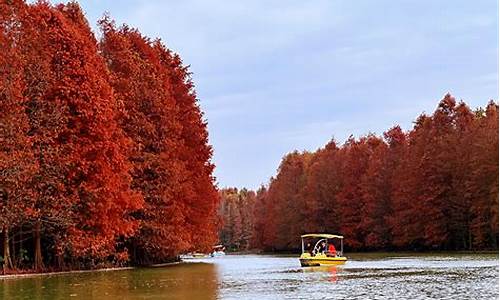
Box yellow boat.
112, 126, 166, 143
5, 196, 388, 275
299, 233, 347, 267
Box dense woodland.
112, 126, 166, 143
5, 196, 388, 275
219, 188, 258, 251
0, 0, 498, 277
220, 96, 499, 252
0, 0, 218, 273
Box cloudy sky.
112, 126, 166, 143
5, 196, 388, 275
79, 0, 498, 189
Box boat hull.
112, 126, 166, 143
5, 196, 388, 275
299, 256, 347, 267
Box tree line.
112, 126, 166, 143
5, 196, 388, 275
0, 0, 218, 273
218, 188, 259, 251
220, 96, 498, 252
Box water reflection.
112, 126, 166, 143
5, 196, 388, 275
1, 254, 498, 300
302, 265, 340, 282
0, 262, 218, 300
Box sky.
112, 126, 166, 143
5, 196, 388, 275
77, 0, 498, 189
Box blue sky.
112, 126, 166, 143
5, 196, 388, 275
78, 0, 498, 189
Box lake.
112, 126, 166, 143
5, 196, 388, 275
1, 253, 498, 299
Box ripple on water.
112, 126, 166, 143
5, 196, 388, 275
215, 254, 499, 300
0, 253, 497, 300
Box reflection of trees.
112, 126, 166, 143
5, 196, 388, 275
125, 263, 219, 300
0, 263, 219, 299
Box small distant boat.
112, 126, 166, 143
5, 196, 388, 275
210, 245, 226, 257
192, 252, 209, 258
180, 252, 209, 259
180, 245, 226, 260
299, 234, 347, 267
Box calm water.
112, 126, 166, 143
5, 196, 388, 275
1, 253, 498, 299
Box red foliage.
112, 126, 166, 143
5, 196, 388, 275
0, 2, 38, 271
260, 151, 312, 250
161, 46, 219, 253
14, 2, 141, 261
0, 1, 218, 270
219, 188, 257, 250
0, 0, 37, 229
245, 95, 498, 251
99, 18, 218, 263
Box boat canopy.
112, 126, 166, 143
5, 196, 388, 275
301, 234, 343, 239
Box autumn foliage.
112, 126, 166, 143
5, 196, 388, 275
221, 96, 498, 252
0, 0, 218, 272
219, 188, 259, 251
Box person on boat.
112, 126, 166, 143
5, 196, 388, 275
306, 242, 313, 255
327, 243, 336, 257
320, 241, 327, 254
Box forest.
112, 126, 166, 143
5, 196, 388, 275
220, 96, 499, 252
0, 0, 219, 273
1, 0, 498, 278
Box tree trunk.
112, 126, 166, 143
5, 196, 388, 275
34, 221, 44, 271
19, 226, 23, 268
55, 237, 63, 270
467, 213, 472, 250
11, 227, 16, 269
132, 238, 137, 265
2, 227, 13, 271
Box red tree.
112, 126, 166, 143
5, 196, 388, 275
100, 18, 218, 261
304, 140, 343, 235
263, 151, 312, 250
336, 137, 371, 250
249, 95, 497, 252
468, 102, 498, 248
251, 186, 268, 249
158, 46, 219, 253
56, 3, 142, 262
359, 139, 391, 249
0, 0, 37, 271
99, 20, 189, 262
18, 2, 141, 268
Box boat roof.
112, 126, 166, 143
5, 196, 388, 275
301, 233, 343, 239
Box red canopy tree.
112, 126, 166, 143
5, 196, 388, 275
219, 188, 241, 249
359, 139, 391, 249
390, 114, 434, 249
18, 2, 141, 268
158, 45, 219, 253
383, 126, 407, 248
100, 18, 218, 262
447, 101, 475, 249
264, 151, 312, 250
0, 0, 220, 270
18, 1, 74, 270
418, 95, 457, 249
248, 95, 497, 252
55, 3, 142, 262
468, 101, 498, 248
238, 189, 256, 250
336, 136, 372, 250
218, 188, 257, 251
304, 140, 343, 235
0, 0, 37, 271
99, 20, 189, 263
251, 186, 268, 249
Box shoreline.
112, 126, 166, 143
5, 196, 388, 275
0, 261, 184, 280
1, 250, 497, 280
225, 250, 499, 257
